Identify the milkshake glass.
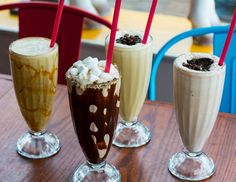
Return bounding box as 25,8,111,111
106,31,153,148
66,57,121,181
9,37,60,159
168,53,226,181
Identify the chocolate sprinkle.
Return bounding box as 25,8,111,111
182,58,214,71
116,34,141,46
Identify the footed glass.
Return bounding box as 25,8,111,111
112,120,151,148
106,32,153,148
73,161,120,182
9,37,60,159
169,53,226,180
168,151,215,181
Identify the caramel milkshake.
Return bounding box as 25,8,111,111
9,37,58,132
9,37,60,159
168,53,226,181
106,30,153,148
66,57,121,181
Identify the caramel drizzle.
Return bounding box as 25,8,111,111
13,61,57,117
20,104,52,117
14,63,58,89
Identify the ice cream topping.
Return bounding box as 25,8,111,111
175,53,223,73
66,57,119,89
183,58,214,71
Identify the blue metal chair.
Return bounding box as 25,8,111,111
148,25,236,114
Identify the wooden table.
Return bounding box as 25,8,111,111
0,74,235,182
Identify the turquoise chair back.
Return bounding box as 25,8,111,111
214,29,236,113
148,25,236,113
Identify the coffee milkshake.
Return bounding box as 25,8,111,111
168,53,225,181
66,57,120,164
174,53,225,152
9,37,58,132
9,37,60,159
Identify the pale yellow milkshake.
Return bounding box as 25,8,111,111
9,37,58,132
106,31,152,122
10,37,60,159
106,30,153,147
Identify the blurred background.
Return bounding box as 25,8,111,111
108,0,189,17
109,0,235,22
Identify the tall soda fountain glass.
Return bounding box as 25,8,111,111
168,53,226,181
66,57,121,181
106,31,153,148
9,37,60,159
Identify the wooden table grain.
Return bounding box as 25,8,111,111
0,75,235,182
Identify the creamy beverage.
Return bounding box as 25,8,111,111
9,37,58,132
174,53,225,152
106,30,153,122
106,30,153,148
66,57,121,181
168,52,225,181
9,37,60,159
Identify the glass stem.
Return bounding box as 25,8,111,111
122,119,138,127
29,129,47,137
87,161,106,170
184,150,203,157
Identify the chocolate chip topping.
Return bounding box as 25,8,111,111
182,58,214,71
116,34,141,46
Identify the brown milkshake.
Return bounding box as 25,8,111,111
66,57,121,181
9,37,58,132
9,37,60,159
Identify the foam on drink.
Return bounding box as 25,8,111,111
10,37,53,56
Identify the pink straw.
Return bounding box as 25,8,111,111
219,9,236,66
142,0,158,44
50,0,65,48
105,0,122,73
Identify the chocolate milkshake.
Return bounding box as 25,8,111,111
66,57,121,181
168,53,226,181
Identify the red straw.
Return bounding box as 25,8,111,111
105,0,122,73
50,0,65,48
219,9,236,66
142,0,158,44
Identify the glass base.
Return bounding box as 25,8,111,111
168,151,215,181
72,161,120,182
112,121,151,148
16,130,61,159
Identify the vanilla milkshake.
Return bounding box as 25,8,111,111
9,37,60,159
107,31,152,122
168,53,225,181
106,30,153,148
66,57,121,181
